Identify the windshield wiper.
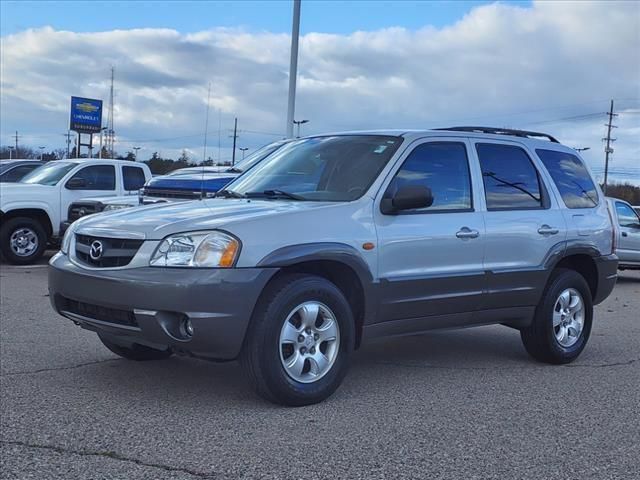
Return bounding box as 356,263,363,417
225,167,243,173
247,189,306,200
216,189,246,199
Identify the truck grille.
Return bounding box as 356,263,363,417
57,295,138,328
75,234,143,268
142,187,202,200
68,202,103,222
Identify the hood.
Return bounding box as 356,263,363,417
1,183,56,206
144,173,238,193
76,198,337,239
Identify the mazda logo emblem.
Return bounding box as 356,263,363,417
89,240,104,260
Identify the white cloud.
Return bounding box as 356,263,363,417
1,1,638,183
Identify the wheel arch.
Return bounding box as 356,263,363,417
0,208,53,239
257,243,376,349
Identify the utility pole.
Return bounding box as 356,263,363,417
106,66,115,158
231,117,238,166
602,99,618,195
285,0,301,138
63,131,73,158
13,130,20,151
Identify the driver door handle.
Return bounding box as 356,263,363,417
538,225,559,235
456,227,480,239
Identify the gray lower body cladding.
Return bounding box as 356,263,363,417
48,254,277,360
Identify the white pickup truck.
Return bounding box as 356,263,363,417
0,159,151,264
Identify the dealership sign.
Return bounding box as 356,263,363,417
70,96,103,133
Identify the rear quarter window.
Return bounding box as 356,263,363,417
536,149,598,209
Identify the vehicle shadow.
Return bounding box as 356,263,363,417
62,326,532,408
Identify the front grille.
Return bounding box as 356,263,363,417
142,187,202,200
57,295,138,328
75,234,143,268
68,203,102,222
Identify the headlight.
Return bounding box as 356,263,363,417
103,203,133,211
149,231,240,268
61,223,76,255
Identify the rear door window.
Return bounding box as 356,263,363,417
476,143,543,210
536,149,598,208
122,166,146,191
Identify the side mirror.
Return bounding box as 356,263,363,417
66,177,87,189
381,185,434,214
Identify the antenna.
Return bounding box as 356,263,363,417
202,82,211,164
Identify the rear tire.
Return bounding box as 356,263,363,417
240,274,354,406
520,268,593,364
98,334,172,361
0,217,47,265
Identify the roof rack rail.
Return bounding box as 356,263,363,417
434,126,559,143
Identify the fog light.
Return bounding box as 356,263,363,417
183,318,194,337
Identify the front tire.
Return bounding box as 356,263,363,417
521,268,593,364
0,217,47,265
98,334,172,361
241,274,355,406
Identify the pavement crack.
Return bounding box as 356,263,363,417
0,440,215,479
1,358,118,377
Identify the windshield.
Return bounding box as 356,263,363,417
226,135,402,201
20,162,76,186
231,141,287,172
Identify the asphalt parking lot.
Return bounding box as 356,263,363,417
1,254,639,480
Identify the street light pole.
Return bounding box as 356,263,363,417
8,146,14,160
286,0,301,138
99,127,108,159
239,147,249,160
38,146,45,160
574,147,590,152
293,119,309,138
133,146,141,161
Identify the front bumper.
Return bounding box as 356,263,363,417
594,253,619,305
48,253,277,360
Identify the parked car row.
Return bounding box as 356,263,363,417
0,140,292,264
46,126,625,406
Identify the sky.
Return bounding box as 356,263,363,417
1,0,639,184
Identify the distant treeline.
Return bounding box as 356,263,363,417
603,183,640,206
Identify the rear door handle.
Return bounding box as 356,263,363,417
538,225,559,235
456,227,480,239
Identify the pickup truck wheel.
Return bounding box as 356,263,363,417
98,334,172,361
241,274,354,406
520,268,593,364
0,217,47,265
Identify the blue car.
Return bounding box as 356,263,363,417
139,140,290,203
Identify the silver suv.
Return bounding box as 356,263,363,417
49,127,618,406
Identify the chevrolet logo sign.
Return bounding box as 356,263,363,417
76,102,99,113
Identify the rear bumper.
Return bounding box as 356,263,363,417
48,253,277,360
594,254,619,305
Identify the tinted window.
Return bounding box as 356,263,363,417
386,142,472,212
536,149,598,208
68,165,115,190
477,143,542,210
616,202,640,227
123,166,146,191
0,165,39,182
